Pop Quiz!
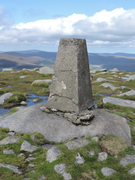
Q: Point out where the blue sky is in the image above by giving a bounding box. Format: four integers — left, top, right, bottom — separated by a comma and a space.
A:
0, 0, 135, 53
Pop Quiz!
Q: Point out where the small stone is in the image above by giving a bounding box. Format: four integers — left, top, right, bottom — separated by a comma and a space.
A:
0, 136, 21, 145
22, 178, 29, 180
20, 76, 28, 79
40, 106, 50, 113
29, 154, 33, 157
46, 147, 61, 163
133, 126, 135, 131
132, 145, 135, 151
28, 164, 35, 168
38, 175, 46, 180
120, 154, 135, 166
20, 140, 38, 152
114, 155, 118, 158
129, 168, 135, 175
31, 134, 40, 143
20, 101, 27, 106
91, 136, 99, 142
7, 132, 15, 136
3, 149, 14, 154
31, 170, 36, 173
0, 163, 21, 174
98, 152, 108, 161
42, 144, 56, 149
89, 151, 95, 157
51, 108, 57, 112
74, 153, 85, 165
32, 98, 38, 103
101, 167, 116, 177
17, 153, 24, 157
26, 157, 35, 161
65, 138, 89, 150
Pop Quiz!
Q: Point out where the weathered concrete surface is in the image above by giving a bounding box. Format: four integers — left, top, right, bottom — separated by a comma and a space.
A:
103, 97, 135, 108
0, 103, 131, 146
45, 38, 93, 113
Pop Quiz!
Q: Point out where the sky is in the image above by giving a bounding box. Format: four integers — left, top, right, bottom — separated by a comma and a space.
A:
0, 0, 135, 53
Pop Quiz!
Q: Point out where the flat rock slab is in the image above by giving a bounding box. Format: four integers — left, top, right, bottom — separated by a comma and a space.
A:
0, 103, 131, 146
117, 89, 135, 96
100, 83, 119, 90
103, 97, 135, 108
101, 167, 116, 177
0, 163, 22, 174
20, 140, 38, 152
46, 147, 61, 163
120, 154, 135, 166
95, 78, 107, 82
3, 149, 14, 154
0, 136, 21, 145
65, 138, 89, 149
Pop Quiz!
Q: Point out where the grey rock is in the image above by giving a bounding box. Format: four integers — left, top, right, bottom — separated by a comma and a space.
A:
31, 79, 51, 86
120, 154, 135, 166
89, 151, 95, 157
54, 163, 72, 180
42, 144, 56, 149
17, 153, 24, 157
126, 75, 135, 81
40, 106, 50, 113
103, 97, 135, 108
46, 147, 61, 163
28, 164, 35, 167
45, 38, 93, 113
0, 104, 131, 146
110, 68, 119, 72
2, 68, 13, 72
91, 136, 99, 142
0, 163, 21, 174
132, 126, 135, 131
31, 134, 40, 143
3, 149, 14, 154
7, 131, 15, 136
31, 170, 36, 173
95, 78, 107, 82
20, 140, 38, 152
0, 92, 13, 104
117, 89, 135, 96
101, 167, 116, 177
90, 70, 97, 73
20, 101, 27, 106
38, 66, 54, 74
26, 157, 35, 161
98, 152, 108, 161
129, 168, 135, 175
33, 98, 38, 103
65, 138, 89, 149
20, 76, 28, 79
132, 145, 135, 151
0, 136, 21, 145
22, 178, 29, 180
38, 175, 46, 180
74, 153, 85, 165
100, 83, 119, 90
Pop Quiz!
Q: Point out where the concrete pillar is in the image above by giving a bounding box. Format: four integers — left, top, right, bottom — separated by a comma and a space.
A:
45, 38, 93, 113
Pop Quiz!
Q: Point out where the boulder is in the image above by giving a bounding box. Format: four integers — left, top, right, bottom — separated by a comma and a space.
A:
0, 136, 21, 145
101, 167, 116, 177
46, 147, 61, 163
0, 92, 13, 104
0, 103, 131, 146
126, 75, 135, 81
38, 66, 54, 74
103, 97, 135, 108
120, 154, 135, 166
20, 140, 38, 152
0, 163, 21, 174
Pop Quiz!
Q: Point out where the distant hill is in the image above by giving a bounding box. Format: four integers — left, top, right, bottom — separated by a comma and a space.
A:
0, 50, 135, 72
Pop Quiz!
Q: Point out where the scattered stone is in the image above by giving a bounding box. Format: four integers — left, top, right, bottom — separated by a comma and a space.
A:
26, 157, 36, 161
101, 167, 116, 177
7, 131, 15, 136
0, 163, 21, 174
100, 83, 119, 90
110, 68, 119, 72
20, 140, 38, 152
95, 78, 107, 82
0, 92, 13, 104
91, 136, 99, 142
65, 138, 89, 149
117, 89, 135, 96
20, 101, 27, 106
126, 75, 135, 81
89, 151, 95, 157
38, 66, 54, 74
120, 154, 135, 166
28, 164, 35, 167
74, 153, 85, 165
100, 137, 127, 156
103, 97, 135, 108
33, 98, 38, 103
20, 76, 28, 79
2, 68, 13, 72
45, 38, 94, 113
129, 168, 135, 175
54, 163, 72, 180
31, 170, 36, 173
38, 175, 46, 180
0, 136, 21, 145
42, 144, 56, 149
3, 149, 14, 154
98, 152, 108, 161
40, 106, 50, 113
31, 134, 40, 143
17, 153, 24, 157
46, 147, 61, 163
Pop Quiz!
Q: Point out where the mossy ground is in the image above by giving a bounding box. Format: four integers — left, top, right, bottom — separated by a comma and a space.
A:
0, 69, 135, 179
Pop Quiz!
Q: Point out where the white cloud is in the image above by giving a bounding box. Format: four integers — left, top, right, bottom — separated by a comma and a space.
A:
0, 8, 135, 51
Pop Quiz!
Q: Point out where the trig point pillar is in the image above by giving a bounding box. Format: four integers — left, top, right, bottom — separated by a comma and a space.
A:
45, 38, 94, 113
